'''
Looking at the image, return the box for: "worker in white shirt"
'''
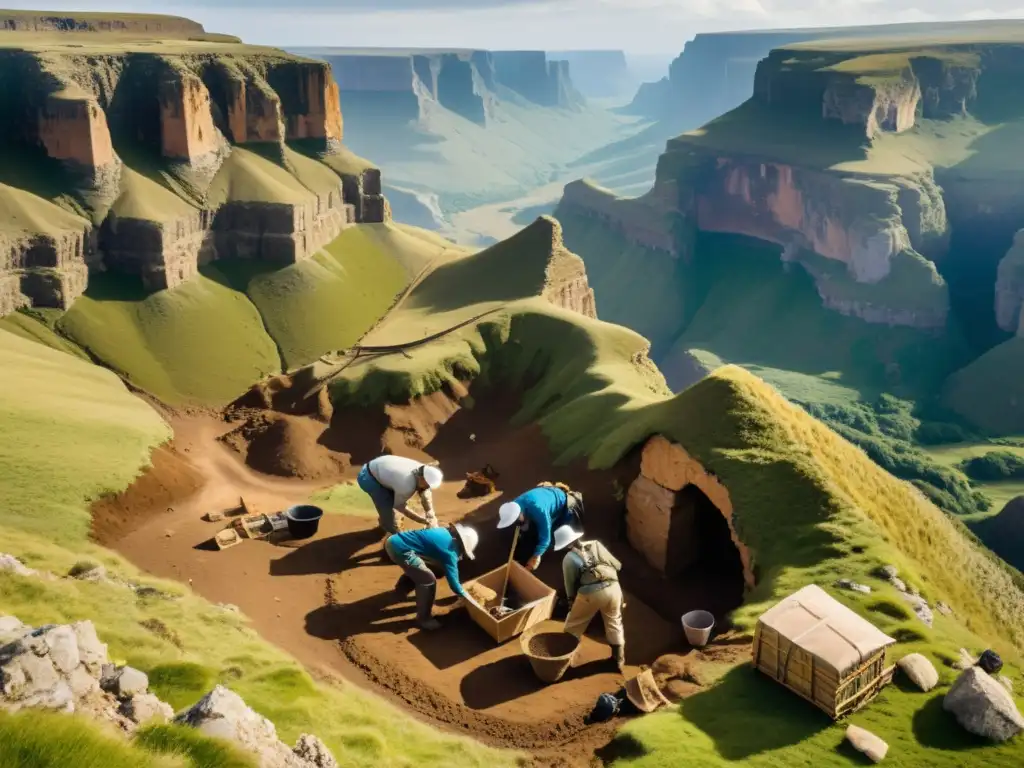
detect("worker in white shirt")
[357,454,444,535]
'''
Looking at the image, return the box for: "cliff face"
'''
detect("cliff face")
[547,50,633,99]
[0,30,389,315]
[492,51,585,109]
[0,11,207,36]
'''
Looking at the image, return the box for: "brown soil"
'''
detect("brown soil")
[103,385,749,766]
[528,633,580,658]
[220,412,349,481]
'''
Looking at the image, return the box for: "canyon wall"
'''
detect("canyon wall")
[0,42,387,314]
[547,50,633,99]
[492,51,585,109]
[0,10,207,36]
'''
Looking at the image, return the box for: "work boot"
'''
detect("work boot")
[394,574,414,598]
[611,644,626,672]
[415,583,442,631]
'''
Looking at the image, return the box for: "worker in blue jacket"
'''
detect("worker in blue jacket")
[384,523,481,631]
[496,483,584,571]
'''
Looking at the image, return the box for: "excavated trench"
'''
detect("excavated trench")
[95,383,750,765]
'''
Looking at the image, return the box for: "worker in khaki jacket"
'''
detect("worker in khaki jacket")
[554,525,626,672]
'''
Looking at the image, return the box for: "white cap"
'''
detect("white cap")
[553,525,584,551]
[453,523,478,560]
[497,501,522,529]
[421,464,444,489]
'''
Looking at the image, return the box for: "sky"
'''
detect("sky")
[11,0,1024,54]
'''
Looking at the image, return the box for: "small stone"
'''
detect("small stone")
[70,564,107,582]
[936,602,953,616]
[845,724,888,762]
[217,604,240,614]
[164,530,175,538]
[43,626,81,674]
[103,666,149,698]
[204,511,224,523]
[122,692,174,724]
[0,617,26,645]
[293,733,339,768]
[944,667,1024,742]
[899,593,934,627]
[0,554,35,577]
[877,565,899,580]
[897,653,939,692]
[835,579,872,594]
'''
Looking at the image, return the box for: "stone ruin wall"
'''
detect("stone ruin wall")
[625,434,755,589]
[1,55,383,313]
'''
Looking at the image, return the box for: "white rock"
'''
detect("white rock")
[845,724,889,762]
[123,692,174,724]
[900,593,934,627]
[953,648,977,671]
[0,617,26,645]
[944,667,1024,742]
[20,679,74,712]
[1000,676,1015,694]
[1,647,59,700]
[68,667,100,699]
[293,734,339,768]
[72,621,108,673]
[0,554,35,577]
[112,667,149,698]
[176,686,309,768]
[835,579,872,594]
[898,653,939,693]
[43,626,80,674]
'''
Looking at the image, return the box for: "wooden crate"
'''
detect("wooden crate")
[463,561,555,644]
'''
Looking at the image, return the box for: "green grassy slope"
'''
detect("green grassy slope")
[50,223,461,404]
[57,270,281,406]
[325,224,1024,765]
[0,328,170,544]
[0,328,516,768]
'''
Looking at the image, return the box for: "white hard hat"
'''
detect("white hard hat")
[553,525,584,551]
[421,464,444,489]
[497,501,522,529]
[453,523,478,560]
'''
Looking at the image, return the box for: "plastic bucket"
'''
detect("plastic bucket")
[285,505,324,540]
[681,610,715,647]
[520,619,580,684]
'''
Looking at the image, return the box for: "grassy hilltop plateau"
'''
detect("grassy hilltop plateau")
[1,9,1024,768]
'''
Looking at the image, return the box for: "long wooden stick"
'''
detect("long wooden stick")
[499,525,520,606]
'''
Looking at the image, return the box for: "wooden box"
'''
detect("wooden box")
[463,561,556,644]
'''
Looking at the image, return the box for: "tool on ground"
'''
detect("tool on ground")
[499,524,521,607]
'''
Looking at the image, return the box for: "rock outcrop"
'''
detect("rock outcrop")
[625,435,754,588]
[1,10,207,36]
[0,24,389,316]
[944,667,1024,742]
[491,51,585,109]
[547,50,633,99]
[0,616,171,731]
[176,685,339,768]
[539,216,598,318]
[995,230,1024,334]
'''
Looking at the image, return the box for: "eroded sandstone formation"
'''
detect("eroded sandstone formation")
[625,435,754,588]
[0,42,388,314]
[538,216,598,318]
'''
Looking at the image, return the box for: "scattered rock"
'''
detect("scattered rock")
[845,724,889,762]
[900,593,934,627]
[69,563,107,582]
[217,603,241,614]
[875,565,933,626]
[944,667,1024,742]
[122,692,174,725]
[953,648,978,671]
[205,511,225,523]
[877,565,899,581]
[0,617,26,644]
[936,602,953,617]
[176,686,337,768]
[835,578,872,594]
[102,666,149,698]
[293,734,339,768]
[897,653,939,692]
[979,650,1004,675]
[0,554,36,577]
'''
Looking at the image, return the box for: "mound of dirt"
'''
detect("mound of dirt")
[91,445,205,545]
[220,412,349,481]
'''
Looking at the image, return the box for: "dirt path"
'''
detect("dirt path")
[104,396,744,765]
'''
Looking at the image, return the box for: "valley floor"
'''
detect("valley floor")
[99,397,747,766]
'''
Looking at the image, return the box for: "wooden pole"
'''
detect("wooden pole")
[499,525,520,607]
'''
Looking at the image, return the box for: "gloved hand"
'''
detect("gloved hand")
[526,555,541,572]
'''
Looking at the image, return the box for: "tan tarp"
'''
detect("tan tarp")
[757,584,895,677]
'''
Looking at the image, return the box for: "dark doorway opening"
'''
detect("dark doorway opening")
[666,484,745,608]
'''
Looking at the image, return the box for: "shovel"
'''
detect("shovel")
[498,525,520,607]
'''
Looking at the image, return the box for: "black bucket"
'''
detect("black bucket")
[285,505,324,540]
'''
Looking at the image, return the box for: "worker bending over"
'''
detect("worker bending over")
[554,525,626,672]
[496,483,583,571]
[358,454,443,534]
[384,523,480,631]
